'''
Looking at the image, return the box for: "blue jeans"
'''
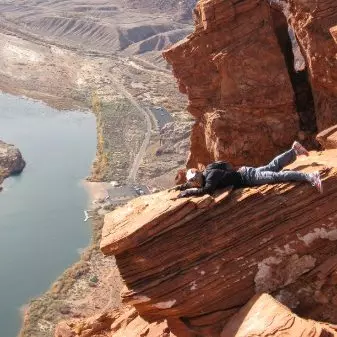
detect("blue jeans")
[239,149,310,186]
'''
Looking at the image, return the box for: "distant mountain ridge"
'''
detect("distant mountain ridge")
[121,0,197,20]
[0,0,196,61]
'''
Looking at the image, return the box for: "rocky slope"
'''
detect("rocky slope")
[98,148,337,335]
[55,294,337,337]
[163,0,337,170]
[0,140,25,189]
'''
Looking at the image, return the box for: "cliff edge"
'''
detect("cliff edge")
[98,149,337,335]
[56,148,337,337]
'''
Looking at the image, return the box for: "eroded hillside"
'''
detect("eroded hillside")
[0,0,195,66]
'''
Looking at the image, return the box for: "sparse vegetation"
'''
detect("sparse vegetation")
[89,98,147,182]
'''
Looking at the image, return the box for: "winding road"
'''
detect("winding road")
[110,75,153,184]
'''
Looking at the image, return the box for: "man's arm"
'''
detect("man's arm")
[177,170,236,198]
[169,182,193,192]
[177,171,221,197]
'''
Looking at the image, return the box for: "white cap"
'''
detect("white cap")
[186,169,197,181]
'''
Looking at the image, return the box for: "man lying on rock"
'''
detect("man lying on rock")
[173,141,323,198]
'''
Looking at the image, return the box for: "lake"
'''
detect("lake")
[0,93,96,337]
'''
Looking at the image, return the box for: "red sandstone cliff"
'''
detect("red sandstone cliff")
[287,0,337,131]
[163,0,337,170]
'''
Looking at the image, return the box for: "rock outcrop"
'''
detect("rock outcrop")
[55,293,337,337]
[0,140,25,187]
[163,0,337,170]
[287,0,337,131]
[100,149,337,335]
[55,307,175,337]
[221,293,337,337]
[163,0,299,169]
[316,125,337,149]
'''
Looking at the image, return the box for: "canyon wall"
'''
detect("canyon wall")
[287,0,337,131]
[163,0,298,168]
[163,0,337,170]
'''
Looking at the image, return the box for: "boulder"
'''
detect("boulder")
[221,293,337,337]
[101,150,337,335]
[316,125,337,149]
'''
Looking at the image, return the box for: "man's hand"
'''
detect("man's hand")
[177,190,189,198]
[168,185,182,192]
[177,188,199,198]
[169,189,192,200]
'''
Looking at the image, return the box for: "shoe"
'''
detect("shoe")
[292,141,309,156]
[309,171,323,193]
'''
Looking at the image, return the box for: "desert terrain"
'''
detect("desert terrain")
[0,0,195,186]
[0,1,195,336]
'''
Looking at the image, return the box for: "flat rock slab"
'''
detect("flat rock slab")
[101,188,232,255]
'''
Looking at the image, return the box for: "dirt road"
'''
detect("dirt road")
[108,76,153,183]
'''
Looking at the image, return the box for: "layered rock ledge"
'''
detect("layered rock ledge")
[99,149,337,335]
[0,140,25,188]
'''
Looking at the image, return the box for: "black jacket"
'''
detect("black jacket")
[178,168,244,197]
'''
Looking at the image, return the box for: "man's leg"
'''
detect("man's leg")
[257,141,309,173]
[257,149,296,173]
[245,169,323,193]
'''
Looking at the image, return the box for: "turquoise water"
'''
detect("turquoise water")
[0,93,96,337]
